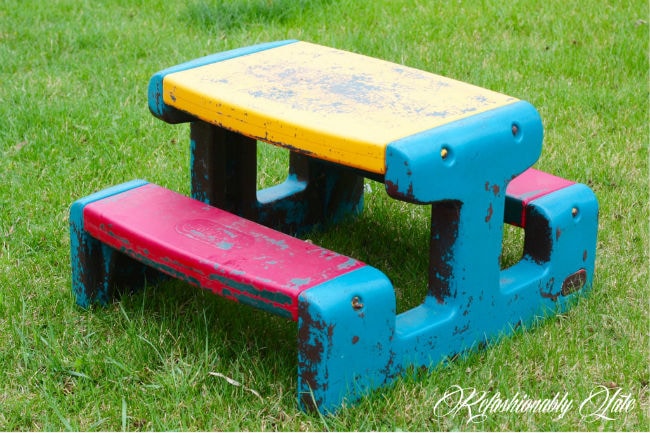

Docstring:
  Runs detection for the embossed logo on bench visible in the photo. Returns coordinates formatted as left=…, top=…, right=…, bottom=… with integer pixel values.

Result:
left=175, top=219, right=253, bottom=250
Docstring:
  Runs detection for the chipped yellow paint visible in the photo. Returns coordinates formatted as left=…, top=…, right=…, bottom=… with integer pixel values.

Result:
left=163, top=41, right=518, bottom=174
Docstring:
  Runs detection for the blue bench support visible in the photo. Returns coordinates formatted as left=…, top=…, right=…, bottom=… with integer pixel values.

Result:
left=295, top=177, right=598, bottom=413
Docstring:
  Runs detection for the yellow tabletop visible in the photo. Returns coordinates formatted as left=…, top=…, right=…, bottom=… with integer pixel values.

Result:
left=162, top=41, right=518, bottom=174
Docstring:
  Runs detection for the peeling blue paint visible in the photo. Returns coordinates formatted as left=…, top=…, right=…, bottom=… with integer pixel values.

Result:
left=337, top=258, right=359, bottom=270
left=290, top=277, right=311, bottom=289
left=69, top=180, right=149, bottom=308
left=217, top=241, right=233, bottom=250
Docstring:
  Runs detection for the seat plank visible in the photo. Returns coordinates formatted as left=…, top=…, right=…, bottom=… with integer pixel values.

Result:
left=82, top=183, right=364, bottom=320
left=505, top=168, right=575, bottom=227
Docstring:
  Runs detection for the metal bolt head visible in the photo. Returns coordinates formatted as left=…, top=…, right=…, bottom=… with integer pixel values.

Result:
left=512, top=124, right=519, bottom=136
left=440, top=148, right=449, bottom=159
left=572, top=207, right=579, bottom=217
left=351, top=296, right=364, bottom=310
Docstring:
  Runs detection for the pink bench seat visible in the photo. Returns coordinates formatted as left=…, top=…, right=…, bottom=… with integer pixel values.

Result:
left=506, top=168, right=575, bottom=227
left=81, top=182, right=365, bottom=320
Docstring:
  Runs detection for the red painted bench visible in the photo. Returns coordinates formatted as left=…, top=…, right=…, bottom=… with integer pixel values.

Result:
left=72, top=181, right=365, bottom=320
left=505, top=168, right=575, bottom=228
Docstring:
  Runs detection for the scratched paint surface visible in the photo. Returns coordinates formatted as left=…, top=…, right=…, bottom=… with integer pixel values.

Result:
left=162, top=41, right=518, bottom=174
left=82, top=183, right=364, bottom=320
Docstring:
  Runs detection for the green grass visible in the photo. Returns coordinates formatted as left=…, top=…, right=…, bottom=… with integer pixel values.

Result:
left=1, top=0, right=648, bottom=430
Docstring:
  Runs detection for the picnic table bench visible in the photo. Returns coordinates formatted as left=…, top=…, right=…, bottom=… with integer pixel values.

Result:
left=70, top=40, right=598, bottom=413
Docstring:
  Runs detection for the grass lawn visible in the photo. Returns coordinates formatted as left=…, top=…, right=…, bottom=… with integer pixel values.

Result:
left=1, top=0, right=648, bottom=430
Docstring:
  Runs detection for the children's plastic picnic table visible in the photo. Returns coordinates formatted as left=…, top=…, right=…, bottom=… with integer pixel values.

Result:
left=71, top=40, right=598, bottom=413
